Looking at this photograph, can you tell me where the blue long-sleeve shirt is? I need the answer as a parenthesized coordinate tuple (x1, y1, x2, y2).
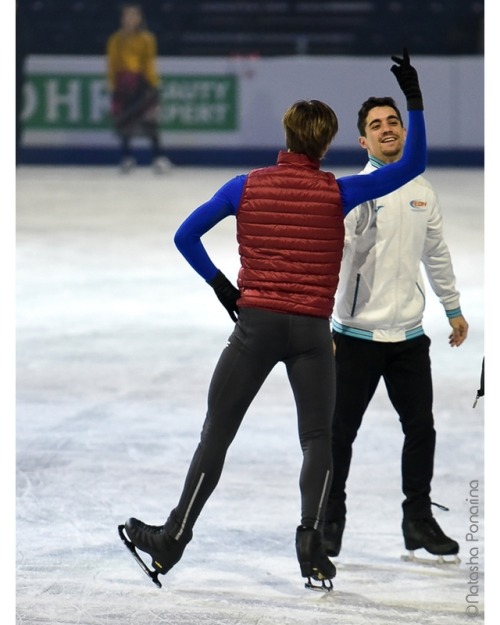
(174, 109, 426, 283)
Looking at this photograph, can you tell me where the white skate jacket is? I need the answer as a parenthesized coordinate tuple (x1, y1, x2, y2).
(332, 158, 462, 342)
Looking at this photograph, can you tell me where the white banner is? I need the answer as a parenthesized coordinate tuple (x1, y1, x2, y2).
(23, 55, 483, 151)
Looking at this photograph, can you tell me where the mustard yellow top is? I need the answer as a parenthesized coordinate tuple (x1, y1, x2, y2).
(106, 29, 160, 90)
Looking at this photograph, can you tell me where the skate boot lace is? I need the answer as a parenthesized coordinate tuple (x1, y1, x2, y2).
(129, 520, 165, 535)
(431, 501, 450, 512)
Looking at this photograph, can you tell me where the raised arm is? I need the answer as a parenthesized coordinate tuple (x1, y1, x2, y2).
(339, 49, 427, 214)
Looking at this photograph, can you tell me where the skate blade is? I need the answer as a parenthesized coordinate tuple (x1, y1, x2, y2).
(118, 525, 162, 588)
(304, 576, 333, 592)
(401, 550, 461, 566)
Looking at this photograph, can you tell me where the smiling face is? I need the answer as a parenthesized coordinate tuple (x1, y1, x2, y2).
(358, 106, 406, 164)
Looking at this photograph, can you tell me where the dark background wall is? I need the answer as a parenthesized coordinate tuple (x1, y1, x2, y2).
(15, 0, 485, 167)
(17, 0, 484, 58)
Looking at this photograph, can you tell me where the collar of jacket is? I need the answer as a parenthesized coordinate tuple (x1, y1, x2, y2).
(368, 155, 387, 169)
(277, 150, 321, 170)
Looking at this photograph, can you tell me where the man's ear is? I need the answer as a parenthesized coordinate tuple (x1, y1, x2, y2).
(358, 136, 368, 151)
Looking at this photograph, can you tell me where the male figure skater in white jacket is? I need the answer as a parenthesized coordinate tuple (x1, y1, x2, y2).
(324, 96, 469, 562)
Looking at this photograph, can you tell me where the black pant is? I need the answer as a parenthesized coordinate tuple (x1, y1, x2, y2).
(167, 307, 336, 542)
(326, 333, 435, 522)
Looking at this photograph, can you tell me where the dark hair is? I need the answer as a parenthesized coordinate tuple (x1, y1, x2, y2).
(282, 100, 339, 160)
(357, 96, 403, 136)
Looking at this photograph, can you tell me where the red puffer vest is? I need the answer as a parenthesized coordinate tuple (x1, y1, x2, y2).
(237, 150, 345, 318)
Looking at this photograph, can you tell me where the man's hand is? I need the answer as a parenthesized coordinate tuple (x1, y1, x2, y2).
(208, 270, 240, 322)
(390, 48, 423, 111)
(448, 315, 469, 347)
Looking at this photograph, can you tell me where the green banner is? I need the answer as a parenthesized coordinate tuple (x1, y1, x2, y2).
(23, 73, 239, 131)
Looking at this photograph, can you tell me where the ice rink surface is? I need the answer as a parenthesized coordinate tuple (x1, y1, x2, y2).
(15, 164, 486, 624)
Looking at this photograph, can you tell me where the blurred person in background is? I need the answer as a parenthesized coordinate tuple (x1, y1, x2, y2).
(106, 3, 171, 174)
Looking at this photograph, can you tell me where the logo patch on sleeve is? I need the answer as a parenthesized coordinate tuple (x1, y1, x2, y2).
(409, 200, 427, 211)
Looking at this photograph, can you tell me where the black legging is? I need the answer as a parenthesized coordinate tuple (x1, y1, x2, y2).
(166, 307, 336, 542)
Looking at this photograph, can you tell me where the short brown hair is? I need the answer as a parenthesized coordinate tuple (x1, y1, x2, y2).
(282, 100, 338, 160)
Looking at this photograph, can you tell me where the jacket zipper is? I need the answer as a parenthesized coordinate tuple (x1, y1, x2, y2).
(350, 273, 361, 317)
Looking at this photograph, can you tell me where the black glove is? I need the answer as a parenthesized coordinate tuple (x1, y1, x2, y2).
(390, 48, 423, 111)
(208, 270, 240, 322)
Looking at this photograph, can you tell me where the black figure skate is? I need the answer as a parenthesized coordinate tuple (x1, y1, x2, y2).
(118, 517, 188, 588)
(401, 517, 460, 566)
(323, 519, 346, 557)
(296, 525, 336, 592)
